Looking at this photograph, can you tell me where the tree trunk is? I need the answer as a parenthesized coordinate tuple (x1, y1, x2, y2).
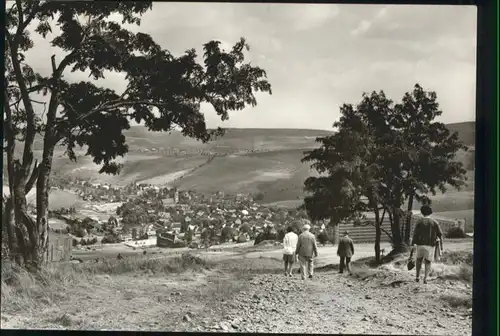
(34, 138, 58, 267)
(374, 208, 381, 264)
(404, 194, 414, 245)
(12, 185, 34, 266)
(389, 207, 406, 253)
(328, 218, 338, 245)
(2, 197, 20, 263)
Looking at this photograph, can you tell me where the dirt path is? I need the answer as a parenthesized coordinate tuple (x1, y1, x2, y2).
(1, 242, 473, 334)
(188, 268, 472, 335)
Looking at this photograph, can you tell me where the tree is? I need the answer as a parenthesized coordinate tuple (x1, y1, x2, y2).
(392, 85, 468, 244)
(239, 223, 251, 234)
(220, 226, 233, 243)
(4, 1, 271, 269)
(302, 84, 467, 262)
(184, 229, 193, 244)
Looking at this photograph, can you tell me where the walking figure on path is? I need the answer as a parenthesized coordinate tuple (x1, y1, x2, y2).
(337, 231, 354, 275)
(411, 205, 444, 284)
(295, 224, 318, 280)
(283, 226, 298, 277)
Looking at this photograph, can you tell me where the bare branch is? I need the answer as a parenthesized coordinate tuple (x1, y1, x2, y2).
(9, 97, 46, 108)
(14, 0, 39, 45)
(25, 160, 39, 194)
(51, 55, 57, 73)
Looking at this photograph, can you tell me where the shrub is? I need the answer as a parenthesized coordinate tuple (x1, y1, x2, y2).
(71, 226, 87, 238)
(253, 192, 265, 201)
(185, 230, 193, 244)
(83, 237, 98, 246)
(317, 231, 329, 245)
(239, 223, 251, 234)
(440, 293, 472, 309)
(237, 234, 249, 243)
(101, 235, 122, 244)
(220, 227, 233, 243)
(440, 251, 473, 266)
(445, 227, 467, 239)
(72, 239, 79, 247)
(254, 230, 277, 245)
(276, 228, 286, 241)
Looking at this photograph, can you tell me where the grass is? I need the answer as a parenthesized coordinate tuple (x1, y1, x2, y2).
(19, 124, 474, 207)
(0, 253, 210, 316)
(440, 250, 473, 266)
(346, 249, 474, 284)
(440, 293, 473, 309)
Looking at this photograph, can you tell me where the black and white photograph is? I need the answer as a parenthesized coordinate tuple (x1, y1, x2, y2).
(2, 1, 476, 334)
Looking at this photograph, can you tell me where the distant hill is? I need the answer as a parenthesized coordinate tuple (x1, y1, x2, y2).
(4, 122, 474, 213)
(446, 121, 475, 146)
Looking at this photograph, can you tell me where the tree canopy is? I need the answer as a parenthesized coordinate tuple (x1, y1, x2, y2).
(3, 1, 272, 268)
(302, 84, 467, 260)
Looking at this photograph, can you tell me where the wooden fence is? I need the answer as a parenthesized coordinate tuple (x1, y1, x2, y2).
(333, 214, 467, 244)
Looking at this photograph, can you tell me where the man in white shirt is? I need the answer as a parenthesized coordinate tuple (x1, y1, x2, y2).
(283, 226, 298, 277)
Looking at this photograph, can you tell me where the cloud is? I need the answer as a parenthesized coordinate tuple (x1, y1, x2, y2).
(15, 4, 477, 130)
(351, 20, 372, 36)
(350, 6, 388, 36)
(288, 4, 340, 31)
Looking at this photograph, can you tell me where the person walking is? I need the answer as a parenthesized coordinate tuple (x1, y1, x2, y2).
(337, 231, 354, 274)
(282, 226, 298, 277)
(295, 224, 318, 280)
(411, 205, 444, 284)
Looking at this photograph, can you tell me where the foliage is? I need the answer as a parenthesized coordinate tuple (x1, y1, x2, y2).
(316, 231, 329, 245)
(184, 230, 193, 244)
(253, 192, 265, 201)
(239, 223, 251, 234)
(254, 227, 278, 245)
(220, 226, 233, 243)
(237, 234, 249, 243)
(439, 250, 473, 266)
(101, 234, 122, 244)
(276, 227, 286, 241)
(180, 221, 190, 234)
(3, 1, 271, 268)
(445, 227, 468, 239)
(71, 227, 87, 238)
(301, 84, 468, 260)
(79, 237, 98, 246)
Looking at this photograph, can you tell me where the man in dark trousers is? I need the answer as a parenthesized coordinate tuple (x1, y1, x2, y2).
(295, 224, 318, 280)
(337, 231, 354, 274)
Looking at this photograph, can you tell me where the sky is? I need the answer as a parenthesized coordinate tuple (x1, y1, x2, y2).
(21, 3, 477, 131)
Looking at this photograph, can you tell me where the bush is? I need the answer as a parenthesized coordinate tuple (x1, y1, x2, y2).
(185, 230, 193, 244)
(72, 239, 79, 247)
(71, 227, 87, 238)
(101, 235, 122, 244)
(254, 230, 277, 245)
(276, 228, 286, 241)
(440, 251, 473, 266)
(81, 237, 98, 246)
(253, 192, 265, 201)
(220, 227, 233, 243)
(317, 231, 329, 245)
(445, 227, 467, 239)
(237, 234, 249, 243)
(239, 223, 251, 234)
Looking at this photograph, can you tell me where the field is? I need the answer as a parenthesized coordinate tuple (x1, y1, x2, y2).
(3, 123, 475, 222)
(1, 240, 473, 333)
